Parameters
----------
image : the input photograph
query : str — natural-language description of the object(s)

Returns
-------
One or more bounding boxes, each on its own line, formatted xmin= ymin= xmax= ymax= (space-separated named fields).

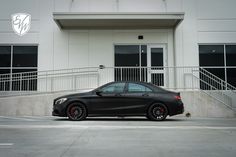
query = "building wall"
xmin=197 ymin=0 xmax=236 ymax=43
xmin=0 ymin=0 xmax=236 ymax=71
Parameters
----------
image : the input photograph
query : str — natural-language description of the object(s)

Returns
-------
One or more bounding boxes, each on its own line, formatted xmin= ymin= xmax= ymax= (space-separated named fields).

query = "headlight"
xmin=55 ymin=98 xmax=67 ymax=105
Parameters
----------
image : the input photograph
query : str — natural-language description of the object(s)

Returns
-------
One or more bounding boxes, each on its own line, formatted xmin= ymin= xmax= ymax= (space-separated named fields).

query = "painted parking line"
xmin=0 ymin=125 xmax=236 ymax=130
xmin=0 ymin=116 xmax=40 ymax=121
xmin=0 ymin=143 xmax=14 ymax=146
xmin=0 ymin=143 xmax=14 ymax=149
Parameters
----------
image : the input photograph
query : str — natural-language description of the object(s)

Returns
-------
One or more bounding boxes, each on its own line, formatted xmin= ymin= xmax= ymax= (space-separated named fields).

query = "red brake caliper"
xmin=70 ymin=107 xmax=76 ymax=116
xmin=159 ymin=107 xmax=164 ymax=114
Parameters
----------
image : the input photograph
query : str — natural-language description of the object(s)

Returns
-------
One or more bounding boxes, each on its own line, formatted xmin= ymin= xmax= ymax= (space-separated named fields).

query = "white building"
xmin=0 ymin=0 xmax=236 ymax=116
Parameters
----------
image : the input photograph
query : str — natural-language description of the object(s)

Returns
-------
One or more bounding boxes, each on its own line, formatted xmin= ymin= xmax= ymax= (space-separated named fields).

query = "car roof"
xmin=109 ymin=81 xmax=162 ymax=89
xmin=110 ymin=81 xmax=152 ymax=85
xmin=94 ymin=81 xmax=165 ymax=92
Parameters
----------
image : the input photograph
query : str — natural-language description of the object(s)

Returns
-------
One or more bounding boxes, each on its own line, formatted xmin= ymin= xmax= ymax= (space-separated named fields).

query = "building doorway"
xmin=114 ymin=44 xmax=166 ymax=86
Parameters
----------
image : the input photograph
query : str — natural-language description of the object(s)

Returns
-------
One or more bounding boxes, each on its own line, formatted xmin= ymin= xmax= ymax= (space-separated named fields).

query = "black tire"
xmin=147 ymin=103 xmax=168 ymax=121
xmin=66 ymin=102 xmax=87 ymax=121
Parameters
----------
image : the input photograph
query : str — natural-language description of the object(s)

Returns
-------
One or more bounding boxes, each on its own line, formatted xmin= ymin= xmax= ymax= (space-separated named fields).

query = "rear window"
xmin=127 ymin=83 xmax=152 ymax=92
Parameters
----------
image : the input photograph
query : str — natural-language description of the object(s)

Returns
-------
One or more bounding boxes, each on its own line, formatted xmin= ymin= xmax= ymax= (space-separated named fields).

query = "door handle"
xmin=142 ymin=93 xmax=149 ymax=97
xmin=115 ymin=93 xmax=121 ymax=96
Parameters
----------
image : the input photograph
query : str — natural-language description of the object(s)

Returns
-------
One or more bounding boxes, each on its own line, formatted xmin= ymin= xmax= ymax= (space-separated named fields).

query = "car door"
xmin=89 ymin=82 xmax=127 ymax=115
xmin=122 ymin=83 xmax=153 ymax=115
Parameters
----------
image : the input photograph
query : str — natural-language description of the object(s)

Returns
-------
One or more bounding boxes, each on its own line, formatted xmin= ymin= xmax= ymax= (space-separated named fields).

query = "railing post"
xmin=139 ymin=67 xmax=141 ymax=82
xmin=74 ymin=75 xmax=76 ymax=91
xmin=225 ymin=81 xmax=228 ymax=90
xmin=191 ymin=68 xmax=194 ymax=90
xmin=45 ymin=72 xmax=48 ymax=92
xmin=221 ymin=80 xmax=223 ymax=90
xmin=20 ymin=73 xmax=22 ymax=91
xmin=97 ymin=69 xmax=100 ymax=87
xmin=27 ymin=74 xmax=29 ymax=91
xmin=9 ymin=73 xmax=12 ymax=91
xmin=120 ymin=67 xmax=123 ymax=81
xmin=51 ymin=76 xmax=53 ymax=92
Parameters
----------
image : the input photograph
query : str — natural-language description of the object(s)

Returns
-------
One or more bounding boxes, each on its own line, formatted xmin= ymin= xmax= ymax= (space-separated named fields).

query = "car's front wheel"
xmin=147 ymin=103 xmax=168 ymax=121
xmin=66 ymin=102 xmax=87 ymax=121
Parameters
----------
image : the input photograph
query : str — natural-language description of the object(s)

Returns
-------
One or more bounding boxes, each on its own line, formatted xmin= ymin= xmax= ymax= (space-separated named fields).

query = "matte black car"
xmin=52 ymin=81 xmax=184 ymax=121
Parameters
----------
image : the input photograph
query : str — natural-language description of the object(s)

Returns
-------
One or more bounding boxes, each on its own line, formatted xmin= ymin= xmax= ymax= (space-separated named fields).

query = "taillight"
xmin=174 ymin=95 xmax=181 ymax=100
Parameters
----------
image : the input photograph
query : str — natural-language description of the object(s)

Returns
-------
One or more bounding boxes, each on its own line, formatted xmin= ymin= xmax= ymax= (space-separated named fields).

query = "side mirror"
xmin=96 ymin=90 xmax=103 ymax=96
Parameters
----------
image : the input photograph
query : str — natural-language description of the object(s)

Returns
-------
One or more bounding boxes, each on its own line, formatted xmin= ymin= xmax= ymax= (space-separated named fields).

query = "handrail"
xmin=199 ymin=67 xmax=236 ymax=90
xmin=191 ymin=74 xmax=233 ymax=109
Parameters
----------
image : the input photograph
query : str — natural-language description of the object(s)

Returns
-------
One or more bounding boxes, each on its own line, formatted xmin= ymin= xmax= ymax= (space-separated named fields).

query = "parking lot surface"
xmin=0 ymin=116 xmax=236 ymax=157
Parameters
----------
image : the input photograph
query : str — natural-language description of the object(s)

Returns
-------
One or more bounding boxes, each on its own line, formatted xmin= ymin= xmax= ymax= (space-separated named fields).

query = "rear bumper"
xmin=177 ymin=105 xmax=184 ymax=114
xmin=169 ymin=101 xmax=184 ymax=116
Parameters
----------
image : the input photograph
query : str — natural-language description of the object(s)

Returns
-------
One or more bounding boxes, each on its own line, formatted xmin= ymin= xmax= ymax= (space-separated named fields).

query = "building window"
xmin=199 ymin=45 xmax=224 ymax=67
xmin=0 ymin=45 xmax=38 ymax=91
xmin=0 ymin=46 xmax=11 ymax=68
xmin=199 ymin=44 xmax=236 ymax=89
xmin=115 ymin=45 xmax=140 ymax=67
xmin=226 ymin=45 xmax=236 ymax=87
xmin=114 ymin=45 xmax=148 ymax=82
xmin=13 ymin=46 xmax=38 ymax=67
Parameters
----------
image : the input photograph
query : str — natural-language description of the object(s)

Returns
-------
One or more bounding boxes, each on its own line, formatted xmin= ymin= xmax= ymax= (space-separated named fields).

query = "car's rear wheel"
xmin=147 ymin=103 xmax=168 ymax=121
xmin=67 ymin=102 xmax=87 ymax=121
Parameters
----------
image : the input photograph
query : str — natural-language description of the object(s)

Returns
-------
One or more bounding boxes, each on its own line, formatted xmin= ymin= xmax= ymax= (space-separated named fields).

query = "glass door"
xmin=114 ymin=44 xmax=166 ymax=86
xmin=147 ymin=45 xmax=165 ymax=87
xmin=114 ymin=45 xmax=140 ymax=81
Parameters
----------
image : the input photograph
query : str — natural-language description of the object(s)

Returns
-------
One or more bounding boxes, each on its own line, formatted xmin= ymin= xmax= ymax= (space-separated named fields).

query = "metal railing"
xmin=198 ymin=67 xmax=236 ymax=91
xmin=0 ymin=67 xmax=99 ymax=96
xmin=0 ymin=66 xmax=236 ymax=110
xmin=192 ymin=74 xmax=232 ymax=109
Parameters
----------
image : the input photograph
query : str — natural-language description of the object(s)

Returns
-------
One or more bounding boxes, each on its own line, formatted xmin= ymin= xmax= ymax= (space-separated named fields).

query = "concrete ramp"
xmin=181 ymin=91 xmax=235 ymax=118
xmin=0 ymin=92 xmax=77 ymax=116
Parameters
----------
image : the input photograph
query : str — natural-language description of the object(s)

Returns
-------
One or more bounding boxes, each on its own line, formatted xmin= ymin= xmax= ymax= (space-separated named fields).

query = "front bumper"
xmin=52 ymin=110 xmax=60 ymax=116
xmin=52 ymin=101 xmax=68 ymax=117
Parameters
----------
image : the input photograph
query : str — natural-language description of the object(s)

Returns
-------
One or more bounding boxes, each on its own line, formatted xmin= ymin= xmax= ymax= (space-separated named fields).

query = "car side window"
xmin=128 ymin=83 xmax=152 ymax=93
xmin=101 ymin=83 xmax=125 ymax=93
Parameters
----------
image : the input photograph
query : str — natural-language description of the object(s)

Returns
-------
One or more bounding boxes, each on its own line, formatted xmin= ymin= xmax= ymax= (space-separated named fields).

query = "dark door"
xmin=147 ymin=45 xmax=165 ymax=86
xmin=89 ymin=82 xmax=127 ymax=115
xmin=122 ymin=83 xmax=153 ymax=115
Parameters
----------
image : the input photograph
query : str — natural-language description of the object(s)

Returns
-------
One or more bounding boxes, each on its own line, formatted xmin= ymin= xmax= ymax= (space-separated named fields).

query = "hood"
xmin=55 ymin=91 xmax=91 ymax=100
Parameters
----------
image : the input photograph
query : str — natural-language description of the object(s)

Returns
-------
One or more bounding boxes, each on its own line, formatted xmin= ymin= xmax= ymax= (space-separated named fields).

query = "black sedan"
xmin=52 ymin=81 xmax=184 ymax=121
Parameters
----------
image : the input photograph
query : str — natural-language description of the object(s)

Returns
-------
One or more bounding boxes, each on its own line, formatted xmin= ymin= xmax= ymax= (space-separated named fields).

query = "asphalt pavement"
xmin=0 ymin=116 xmax=236 ymax=157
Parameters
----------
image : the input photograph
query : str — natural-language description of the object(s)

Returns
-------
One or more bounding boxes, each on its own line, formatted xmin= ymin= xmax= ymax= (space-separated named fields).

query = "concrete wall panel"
xmin=0 ymin=0 xmax=39 ymax=19
xmin=68 ymin=31 xmax=89 ymax=68
xmin=197 ymin=0 xmax=236 ymax=19
xmin=0 ymin=33 xmax=38 ymax=44
xmin=198 ymin=32 xmax=236 ymax=43
xmin=166 ymin=0 xmax=183 ymax=12
xmin=118 ymin=0 xmax=166 ymax=12
xmin=88 ymin=30 xmax=114 ymax=67
xmin=198 ymin=20 xmax=236 ymax=32
xmin=53 ymin=29 xmax=69 ymax=70
xmin=38 ymin=0 xmax=54 ymax=71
